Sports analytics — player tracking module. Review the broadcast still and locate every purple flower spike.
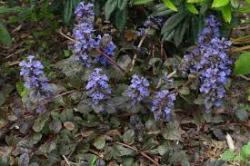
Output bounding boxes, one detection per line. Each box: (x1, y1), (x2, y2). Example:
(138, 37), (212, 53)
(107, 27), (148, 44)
(125, 75), (150, 104)
(151, 90), (176, 121)
(86, 68), (112, 105)
(19, 55), (48, 91)
(181, 15), (232, 110)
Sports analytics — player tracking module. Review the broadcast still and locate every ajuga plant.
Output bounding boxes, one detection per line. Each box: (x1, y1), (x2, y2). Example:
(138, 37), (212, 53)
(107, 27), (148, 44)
(19, 55), (51, 113)
(86, 68), (112, 105)
(72, 2), (116, 67)
(181, 15), (232, 111)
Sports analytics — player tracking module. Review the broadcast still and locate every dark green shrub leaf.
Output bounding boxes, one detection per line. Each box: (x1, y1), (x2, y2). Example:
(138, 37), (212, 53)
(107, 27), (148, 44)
(132, 0), (154, 5)
(114, 8), (127, 30)
(186, 3), (199, 14)
(162, 0), (178, 11)
(105, 0), (118, 20)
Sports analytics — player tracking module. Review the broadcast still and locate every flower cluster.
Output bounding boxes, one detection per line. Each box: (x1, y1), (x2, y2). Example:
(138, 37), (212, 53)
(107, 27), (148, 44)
(151, 90), (176, 121)
(86, 68), (112, 105)
(125, 75), (150, 104)
(73, 2), (116, 67)
(19, 55), (48, 92)
(72, 2), (99, 67)
(181, 15), (232, 110)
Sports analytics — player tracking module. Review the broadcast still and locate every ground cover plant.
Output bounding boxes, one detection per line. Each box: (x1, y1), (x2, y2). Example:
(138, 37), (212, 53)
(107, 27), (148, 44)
(0, 0), (250, 165)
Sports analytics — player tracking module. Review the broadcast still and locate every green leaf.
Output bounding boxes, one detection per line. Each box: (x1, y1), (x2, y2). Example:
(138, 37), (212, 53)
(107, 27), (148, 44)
(105, 0), (118, 20)
(187, 0), (204, 3)
(241, 142), (250, 159)
(0, 6), (24, 14)
(132, 0), (154, 5)
(162, 122), (182, 141)
(220, 149), (238, 161)
(93, 136), (106, 150)
(0, 23), (12, 46)
(174, 18), (189, 46)
(230, 0), (240, 8)
(161, 12), (186, 35)
(118, 0), (129, 9)
(220, 5), (232, 23)
(64, 0), (73, 24)
(122, 129), (135, 145)
(113, 145), (135, 156)
(234, 52), (250, 75)
(212, 0), (230, 8)
(32, 114), (49, 132)
(114, 9), (127, 30)
(162, 0), (178, 11)
(186, 4), (199, 14)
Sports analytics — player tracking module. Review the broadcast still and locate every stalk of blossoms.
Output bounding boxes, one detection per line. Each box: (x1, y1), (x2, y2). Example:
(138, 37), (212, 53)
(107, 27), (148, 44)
(85, 68), (112, 105)
(125, 74), (150, 105)
(181, 15), (232, 110)
(72, 2), (117, 67)
(19, 55), (50, 113)
(151, 90), (177, 121)
(19, 55), (49, 93)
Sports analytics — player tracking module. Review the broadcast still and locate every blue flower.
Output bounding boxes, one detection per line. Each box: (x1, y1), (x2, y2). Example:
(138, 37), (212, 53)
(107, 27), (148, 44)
(151, 90), (176, 121)
(72, 2), (98, 67)
(86, 68), (112, 105)
(181, 15), (231, 110)
(19, 55), (48, 91)
(125, 75), (150, 104)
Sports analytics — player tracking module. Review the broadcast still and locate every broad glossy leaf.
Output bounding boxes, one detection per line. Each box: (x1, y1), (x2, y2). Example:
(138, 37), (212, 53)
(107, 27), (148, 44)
(212, 0), (230, 8)
(115, 8), (127, 30)
(105, 0), (117, 20)
(234, 52), (250, 75)
(186, 3), (199, 14)
(220, 5), (232, 23)
(162, 0), (178, 11)
(64, 0), (73, 23)
(161, 12), (186, 35)
(118, 0), (129, 9)
(132, 0), (154, 5)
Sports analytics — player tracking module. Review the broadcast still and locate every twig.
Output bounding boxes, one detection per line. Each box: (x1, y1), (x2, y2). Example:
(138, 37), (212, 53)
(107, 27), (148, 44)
(57, 28), (77, 43)
(116, 142), (160, 166)
(96, 49), (126, 73)
(167, 70), (177, 79)
(62, 155), (71, 166)
(231, 45), (250, 53)
(129, 35), (147, 72)
(240, 75), (250, 81)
